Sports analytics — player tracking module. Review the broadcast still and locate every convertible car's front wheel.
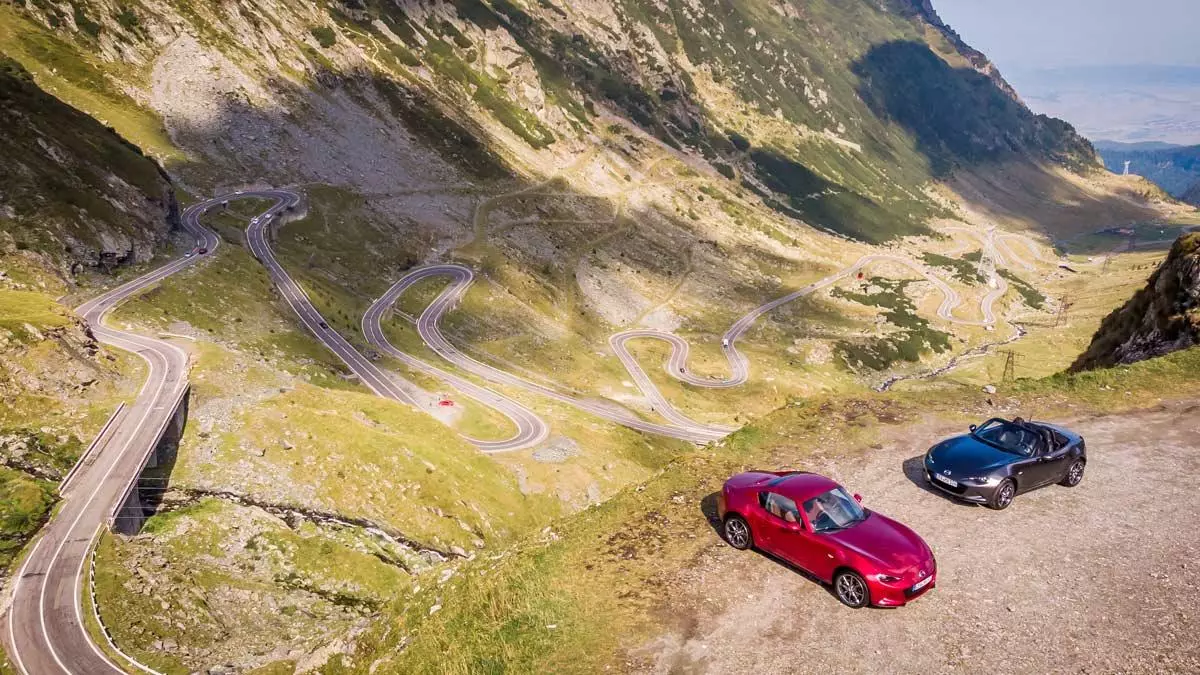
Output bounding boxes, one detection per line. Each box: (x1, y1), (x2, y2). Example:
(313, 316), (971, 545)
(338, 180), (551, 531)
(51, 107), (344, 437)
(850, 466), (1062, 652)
(834, 570), (870, 608)
(1060, 459), (1085, 487)
(989, 478), (1016, 510)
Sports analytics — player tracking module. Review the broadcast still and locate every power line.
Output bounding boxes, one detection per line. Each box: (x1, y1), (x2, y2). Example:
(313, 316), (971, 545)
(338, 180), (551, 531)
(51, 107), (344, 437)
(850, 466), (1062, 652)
(999, 350), (1020, 382)
(1054, 294), (1074, 328)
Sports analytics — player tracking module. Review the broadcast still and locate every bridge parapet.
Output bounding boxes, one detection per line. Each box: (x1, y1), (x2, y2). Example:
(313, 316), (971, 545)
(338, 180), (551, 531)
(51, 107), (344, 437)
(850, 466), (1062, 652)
(110, 384), (189, 535)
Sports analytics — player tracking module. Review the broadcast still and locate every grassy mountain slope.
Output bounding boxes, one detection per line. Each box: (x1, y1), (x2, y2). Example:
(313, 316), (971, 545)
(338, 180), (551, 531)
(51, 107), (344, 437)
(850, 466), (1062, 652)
(1, 0), (1195, 671)
(0, 53), (174, 271)
(1072, 233), (1200, 371)
(2, 0), (1113, 243)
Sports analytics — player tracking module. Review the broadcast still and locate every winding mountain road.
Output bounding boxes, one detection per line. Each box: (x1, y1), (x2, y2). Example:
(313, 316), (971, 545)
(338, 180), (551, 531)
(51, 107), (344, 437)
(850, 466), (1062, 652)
(235, 187), (1051, 448)
(5, 196), (224, 675)
(365, 237), (1049, 445)
(240, 190), (548, 454)
(364, 265), (730, 443)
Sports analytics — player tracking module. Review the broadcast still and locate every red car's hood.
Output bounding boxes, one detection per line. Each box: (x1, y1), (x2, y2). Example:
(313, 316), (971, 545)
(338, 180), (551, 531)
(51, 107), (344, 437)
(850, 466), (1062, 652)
(826, 512), (931, 574)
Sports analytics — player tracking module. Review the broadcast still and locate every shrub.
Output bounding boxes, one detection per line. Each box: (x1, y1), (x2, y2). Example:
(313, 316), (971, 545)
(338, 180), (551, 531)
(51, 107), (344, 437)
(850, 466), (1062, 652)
(310, 26), (336, 49)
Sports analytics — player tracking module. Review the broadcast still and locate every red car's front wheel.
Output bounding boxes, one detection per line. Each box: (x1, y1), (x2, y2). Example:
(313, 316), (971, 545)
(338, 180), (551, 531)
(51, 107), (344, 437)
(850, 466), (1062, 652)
(723, 515), (753, 550)
(834, 570), (870, 608)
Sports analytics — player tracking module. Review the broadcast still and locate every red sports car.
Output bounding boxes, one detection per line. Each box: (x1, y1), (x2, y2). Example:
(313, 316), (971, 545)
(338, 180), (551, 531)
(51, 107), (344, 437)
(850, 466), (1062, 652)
(718, 471), (936, 608)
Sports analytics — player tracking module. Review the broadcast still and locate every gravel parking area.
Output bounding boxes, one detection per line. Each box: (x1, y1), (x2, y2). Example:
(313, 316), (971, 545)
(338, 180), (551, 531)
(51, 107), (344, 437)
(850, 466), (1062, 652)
(638, 401), (1200, 674)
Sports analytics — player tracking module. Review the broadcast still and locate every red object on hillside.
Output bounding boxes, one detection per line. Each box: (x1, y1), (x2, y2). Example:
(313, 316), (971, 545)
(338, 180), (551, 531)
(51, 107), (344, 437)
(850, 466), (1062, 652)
(718, 471), (936, 608)
(438, 399), (455, 407)
(857, 272), (864, 279)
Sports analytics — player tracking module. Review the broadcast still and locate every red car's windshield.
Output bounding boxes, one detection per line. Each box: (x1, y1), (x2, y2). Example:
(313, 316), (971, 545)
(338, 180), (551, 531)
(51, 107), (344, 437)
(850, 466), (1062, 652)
(804, 488), (867, 533)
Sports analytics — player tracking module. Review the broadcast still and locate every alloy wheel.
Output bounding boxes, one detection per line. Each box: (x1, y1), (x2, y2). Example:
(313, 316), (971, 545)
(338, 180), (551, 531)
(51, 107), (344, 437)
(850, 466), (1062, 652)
(725, 518), (749, 549)
(836, 573), (866, 607)
(997, 483), (1014, 508)
(1067, 461), (1084, 486)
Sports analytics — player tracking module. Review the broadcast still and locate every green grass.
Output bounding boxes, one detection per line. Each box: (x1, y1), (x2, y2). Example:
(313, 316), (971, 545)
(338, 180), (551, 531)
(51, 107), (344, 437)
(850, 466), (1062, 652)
(94, 498), (417, 673)
(831, 278), (952, 370)
(922, 251), (986, 285)
(0, 467), (55, 570)
(0, 7), (180, 161)
(0, 289), (71, 335)
(310, 25), (336, 48)
(999, 269), (1047, 309)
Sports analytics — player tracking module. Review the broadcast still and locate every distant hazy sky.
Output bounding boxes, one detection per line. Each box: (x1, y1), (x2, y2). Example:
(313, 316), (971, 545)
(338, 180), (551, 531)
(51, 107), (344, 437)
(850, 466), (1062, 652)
(933, 0), (1200, 71)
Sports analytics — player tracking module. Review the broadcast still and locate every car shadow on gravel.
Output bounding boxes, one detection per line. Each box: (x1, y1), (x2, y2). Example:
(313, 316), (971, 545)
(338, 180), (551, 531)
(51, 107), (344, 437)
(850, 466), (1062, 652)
(902, 456), (978, 507)
(699, 492), (866, 607)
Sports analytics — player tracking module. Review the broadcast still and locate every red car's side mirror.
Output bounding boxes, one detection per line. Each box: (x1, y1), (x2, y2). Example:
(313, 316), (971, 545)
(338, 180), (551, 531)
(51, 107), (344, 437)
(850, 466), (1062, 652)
(853, 493), (863, 504)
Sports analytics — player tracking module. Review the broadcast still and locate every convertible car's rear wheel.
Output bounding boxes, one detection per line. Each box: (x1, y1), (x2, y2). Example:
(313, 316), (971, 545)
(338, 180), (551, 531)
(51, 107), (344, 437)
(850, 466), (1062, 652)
(1060, 460), (1085, 487)
(834, 570), (870, 608)
(723, 515), (753, 550)
(989, 479), (1016, 510)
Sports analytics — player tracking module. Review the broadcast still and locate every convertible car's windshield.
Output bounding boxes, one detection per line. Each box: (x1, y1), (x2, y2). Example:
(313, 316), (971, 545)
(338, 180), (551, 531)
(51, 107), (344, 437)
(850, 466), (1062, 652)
(803, 488), (866, 533)
(972, 419), (1040, 456)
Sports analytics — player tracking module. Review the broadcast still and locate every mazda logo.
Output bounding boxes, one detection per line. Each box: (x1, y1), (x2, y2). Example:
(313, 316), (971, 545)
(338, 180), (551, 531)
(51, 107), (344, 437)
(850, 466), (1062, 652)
(942, 469), (951, 476)
(918, 570), (926, 578)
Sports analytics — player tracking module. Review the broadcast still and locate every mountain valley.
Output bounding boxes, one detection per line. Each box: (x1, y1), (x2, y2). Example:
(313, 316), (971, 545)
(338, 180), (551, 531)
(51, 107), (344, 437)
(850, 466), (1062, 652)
(1, 1), (1198, 673)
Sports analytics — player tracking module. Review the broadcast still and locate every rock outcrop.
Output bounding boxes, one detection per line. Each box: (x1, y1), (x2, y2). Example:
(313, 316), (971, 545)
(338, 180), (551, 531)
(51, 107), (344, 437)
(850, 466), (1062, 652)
(0, 55), (174, 276)
(1072, 233), (1200, 371)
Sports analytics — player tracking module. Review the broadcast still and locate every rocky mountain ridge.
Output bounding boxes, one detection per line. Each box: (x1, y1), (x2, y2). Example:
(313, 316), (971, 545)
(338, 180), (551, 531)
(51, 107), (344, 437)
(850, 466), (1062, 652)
(1072, 233), (1200, 371)
(3, 0), (1107, 244)
(0, 54), (176, 275)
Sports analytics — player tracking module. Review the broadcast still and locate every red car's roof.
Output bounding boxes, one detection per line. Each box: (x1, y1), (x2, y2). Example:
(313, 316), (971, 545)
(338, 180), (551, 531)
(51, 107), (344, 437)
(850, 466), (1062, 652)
(729, 471), (841, 502)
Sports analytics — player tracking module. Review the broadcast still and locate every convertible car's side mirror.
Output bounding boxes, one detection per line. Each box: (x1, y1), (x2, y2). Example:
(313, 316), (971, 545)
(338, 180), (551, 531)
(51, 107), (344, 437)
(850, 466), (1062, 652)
(853, 493), (863, 504)
(969, 424), (977, 432)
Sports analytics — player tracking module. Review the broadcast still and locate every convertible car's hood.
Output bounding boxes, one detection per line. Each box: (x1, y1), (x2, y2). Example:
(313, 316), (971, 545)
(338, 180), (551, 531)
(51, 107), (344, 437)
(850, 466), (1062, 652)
(826, 513), (931, 573)
(927, 435), (1018, 475)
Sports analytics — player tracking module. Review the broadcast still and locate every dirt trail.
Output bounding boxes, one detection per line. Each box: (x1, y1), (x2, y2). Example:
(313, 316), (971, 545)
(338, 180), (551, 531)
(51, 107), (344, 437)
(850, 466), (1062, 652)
(638, 401), (1200, 674)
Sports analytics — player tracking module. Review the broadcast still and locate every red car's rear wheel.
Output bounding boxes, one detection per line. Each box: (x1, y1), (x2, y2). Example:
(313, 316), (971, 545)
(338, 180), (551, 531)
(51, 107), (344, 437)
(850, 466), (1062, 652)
(723, 515), (753, 550)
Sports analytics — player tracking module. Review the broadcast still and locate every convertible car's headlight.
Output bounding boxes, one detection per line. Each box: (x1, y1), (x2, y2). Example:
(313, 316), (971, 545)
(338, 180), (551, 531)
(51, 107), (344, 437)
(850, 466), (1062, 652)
(963, 476), (997, 485)
(876, 574), (902, 583)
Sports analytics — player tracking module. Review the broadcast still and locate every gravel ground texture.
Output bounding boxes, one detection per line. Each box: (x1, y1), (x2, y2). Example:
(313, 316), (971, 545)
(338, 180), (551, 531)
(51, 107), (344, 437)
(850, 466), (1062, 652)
(638, 401), (1200, 674)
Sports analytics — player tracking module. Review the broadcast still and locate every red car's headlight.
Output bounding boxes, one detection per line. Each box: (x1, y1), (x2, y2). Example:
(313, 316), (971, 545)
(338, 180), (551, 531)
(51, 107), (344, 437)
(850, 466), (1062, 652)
(876, 574), (902, 583)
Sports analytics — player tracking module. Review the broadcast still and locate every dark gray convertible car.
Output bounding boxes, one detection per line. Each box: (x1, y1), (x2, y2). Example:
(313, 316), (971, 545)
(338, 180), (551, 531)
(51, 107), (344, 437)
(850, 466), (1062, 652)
(922, 417), (1087, 510)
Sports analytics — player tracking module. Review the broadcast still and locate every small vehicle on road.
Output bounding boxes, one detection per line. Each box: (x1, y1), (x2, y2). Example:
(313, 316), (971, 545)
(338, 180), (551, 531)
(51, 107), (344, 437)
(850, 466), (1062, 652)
(197, 247), (208, 255)
(718, 471), (936, 608)
(721, 337), (730, 349)
(923, 417), (1086, 510)
(318, 321), (329, 329)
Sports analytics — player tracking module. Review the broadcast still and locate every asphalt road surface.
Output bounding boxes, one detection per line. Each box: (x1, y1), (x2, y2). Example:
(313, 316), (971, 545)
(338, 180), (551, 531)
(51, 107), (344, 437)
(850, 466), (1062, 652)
(4, 195), (224, 675)
(242, 190), (547, 453)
